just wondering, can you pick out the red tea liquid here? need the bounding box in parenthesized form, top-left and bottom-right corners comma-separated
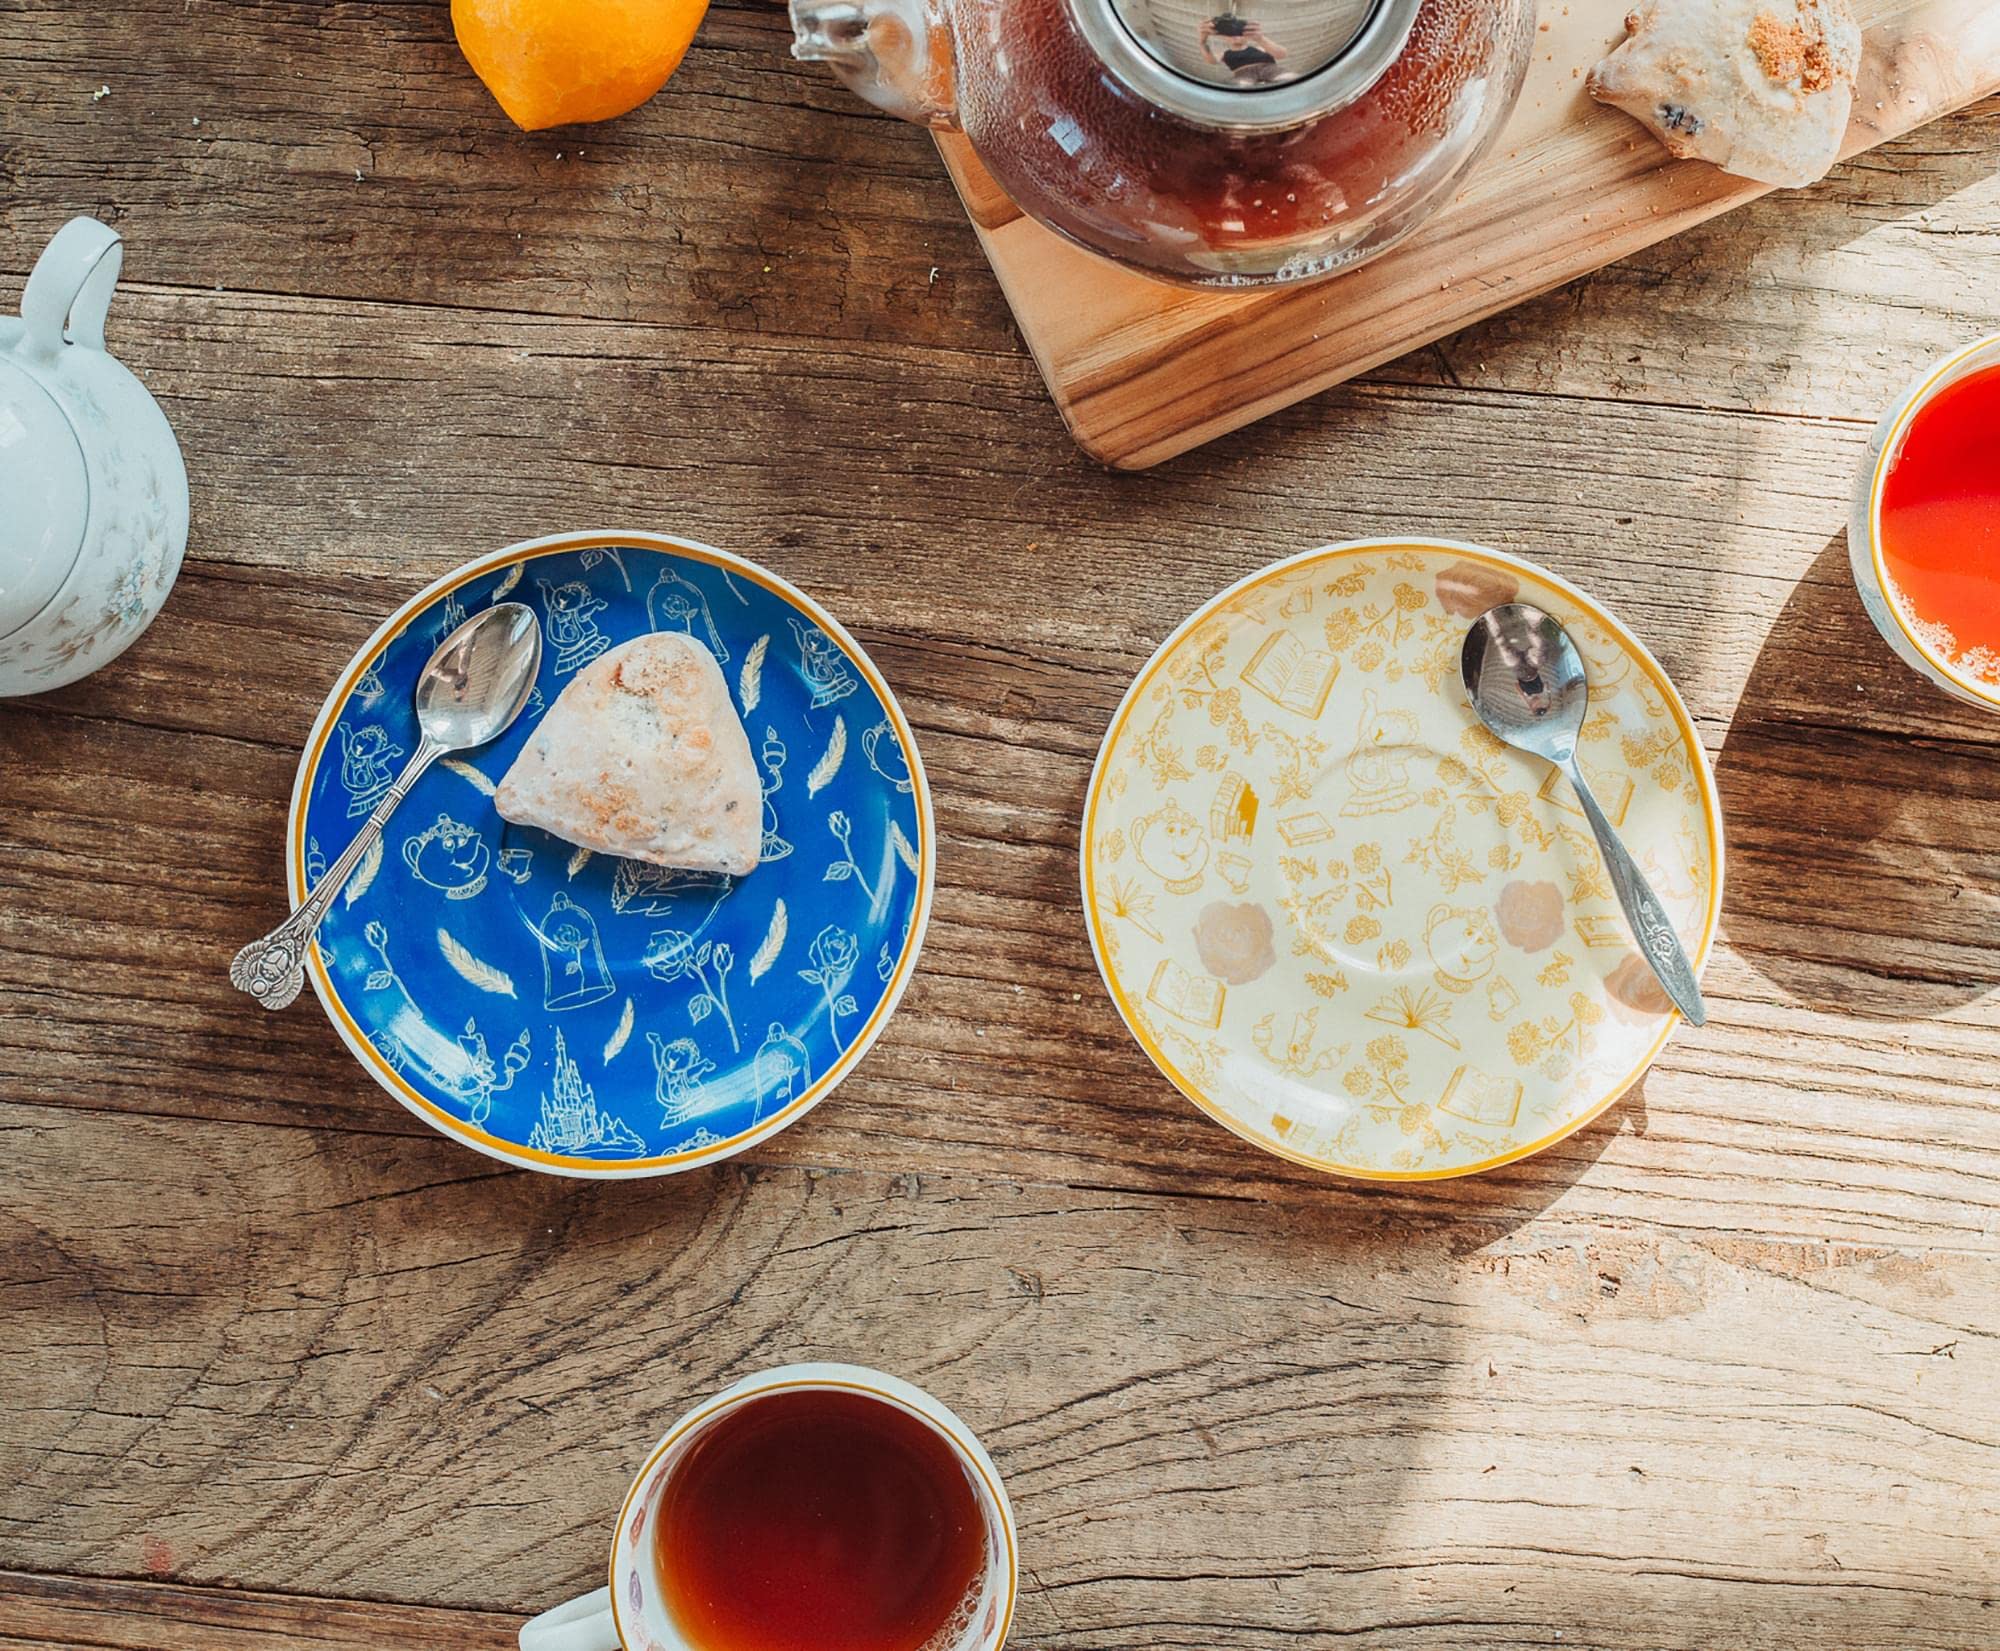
(656, 1390, 986, 1651)
(1880, 362, 2000, 679)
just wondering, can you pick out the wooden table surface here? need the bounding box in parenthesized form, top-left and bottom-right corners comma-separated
(3, 4, 1997, 1647)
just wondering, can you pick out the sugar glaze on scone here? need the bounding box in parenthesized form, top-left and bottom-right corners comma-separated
(497, 632, 762, 877)
(1588, 0, 1862, 189)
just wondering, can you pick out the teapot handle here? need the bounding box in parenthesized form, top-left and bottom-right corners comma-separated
(18, 216, 123, 362)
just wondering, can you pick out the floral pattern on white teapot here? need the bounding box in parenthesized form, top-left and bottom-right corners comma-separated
(0, 216, 188, 695)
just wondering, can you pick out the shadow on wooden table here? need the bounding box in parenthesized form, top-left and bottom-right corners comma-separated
(1714, 532, 2000, 1020)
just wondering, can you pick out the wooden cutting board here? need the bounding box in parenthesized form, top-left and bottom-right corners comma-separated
(935, 0, 2000, 469)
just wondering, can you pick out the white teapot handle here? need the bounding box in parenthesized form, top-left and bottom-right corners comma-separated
(18, 216, 123, 361)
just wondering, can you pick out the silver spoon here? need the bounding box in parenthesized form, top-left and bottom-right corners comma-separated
(231, 601, 543, 1011)
(1461, 602, 1707, 1027)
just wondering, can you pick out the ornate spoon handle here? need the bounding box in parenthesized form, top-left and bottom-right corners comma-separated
(1562, 757, 1707, 1028)
(230, 739, 442, 1010)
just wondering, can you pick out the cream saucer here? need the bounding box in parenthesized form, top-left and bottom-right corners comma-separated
(1081, 540, 1723, 1180)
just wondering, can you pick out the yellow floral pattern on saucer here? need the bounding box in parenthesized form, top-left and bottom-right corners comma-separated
(1082, 541, 1724, 1181)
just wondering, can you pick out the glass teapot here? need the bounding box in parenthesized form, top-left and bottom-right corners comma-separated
(792, 0, 1535, 287)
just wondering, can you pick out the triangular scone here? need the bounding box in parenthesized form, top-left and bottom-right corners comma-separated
(1588, 0, 1861, 190)
(497, 633, 761, 877)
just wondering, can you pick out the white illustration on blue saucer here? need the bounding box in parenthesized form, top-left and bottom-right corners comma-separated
(649, 1032, 716, 1131)
(799, 924, 860, 1039)
(862, 719, 913, 794)
(536, 889, 616, 1011)
(540, 578, 610, 675)
(339, 723, 404, 817)
(611, 861, 735, 923)
(758, 727, 793, 863)
(451, 1018, 531, 1127)
(643, 931, 740, 1053)
(579, 544, 632, 592)
(429, 589, 469, 647)
(403, 813, 492, 900)
(303, 541, 929, 1174)
(792, 617, 858, 709)
(753, 1024, 812, 1123)
(530, 1030, 646, 1158)
(648, 566, 729, 663)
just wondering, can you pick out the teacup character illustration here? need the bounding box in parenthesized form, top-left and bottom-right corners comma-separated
(539, 578, 610, 674)
(1427, 903, 1498, 994)
(1133, 799, 1210, 895)
(861, 720, 913, 794)
(403, 813, 492, 899)
(1340, 690, 1420, 816)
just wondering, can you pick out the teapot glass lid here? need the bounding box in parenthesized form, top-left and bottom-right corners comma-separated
(1109, 0, 1375, 87)
(1080, 0, 1421, 129)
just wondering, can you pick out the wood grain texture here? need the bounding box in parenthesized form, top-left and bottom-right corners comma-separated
(4, 1109, 1996, 1648)
(3, 0, 1999, 1643)
(934, 0, 2000, 466)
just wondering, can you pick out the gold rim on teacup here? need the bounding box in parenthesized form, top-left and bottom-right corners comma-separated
(517, 1363, 1017, 1651)
(1850, 332, 2000, 711)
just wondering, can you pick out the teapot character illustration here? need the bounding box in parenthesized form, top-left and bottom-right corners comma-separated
(791, 0, 1532, 288)
(1341, 689, 1419, 816)
(648, 1032, 716, 1130)
(402, 813, 493, 899)
(1428, 903, 1498, 995)
(1133, 799, 1210, 895)
(338, 723, 405, 817)
(538, 578, 610, 674)
(0, 218, 189, 695)
(861, 719, 913, 794)
(645, 566, 728, 663)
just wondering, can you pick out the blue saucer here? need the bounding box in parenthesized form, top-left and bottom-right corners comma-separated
(288, 532, 932, 1176)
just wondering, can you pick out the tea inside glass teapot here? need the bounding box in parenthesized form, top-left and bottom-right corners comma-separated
(792, 0, 1534, 287)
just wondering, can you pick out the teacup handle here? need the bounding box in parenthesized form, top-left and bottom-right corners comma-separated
(18, 216, 123, 362)
(519, 1586, 618, 1651)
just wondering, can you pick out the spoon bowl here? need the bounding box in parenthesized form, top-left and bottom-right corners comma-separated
(1460, 600, 1590, 761)
(416, 601, 542, 749)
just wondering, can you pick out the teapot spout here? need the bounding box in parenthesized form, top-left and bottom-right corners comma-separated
(791, 0, 957, 129)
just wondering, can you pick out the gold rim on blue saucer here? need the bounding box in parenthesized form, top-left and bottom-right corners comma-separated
(1081, 539, 1724, 1182)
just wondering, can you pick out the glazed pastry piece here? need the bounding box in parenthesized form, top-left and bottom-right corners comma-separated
(1588, 0, 1862, 189)
(497, 632, 761, 876)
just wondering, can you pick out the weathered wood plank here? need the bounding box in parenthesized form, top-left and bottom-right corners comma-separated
(1, 1, 1995, 440)
(3, 1107, 1994, 1648)
(0, 1573, 514, 1651)
(1, 288, 1996, 1238)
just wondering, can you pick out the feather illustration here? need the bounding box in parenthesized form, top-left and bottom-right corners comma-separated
(567, 846, 592, 879)
(344, 835, 383, 906)
(740, 633, 769, 714)
(490, 563, 523, 600)
(437, 929, 516, 997)
(807, 716, 846, 799)
(890, 820, 920, 876)
(442, 758, 497, 797)
(603, 998, 634, 1063)
(749, 900, 788, 984)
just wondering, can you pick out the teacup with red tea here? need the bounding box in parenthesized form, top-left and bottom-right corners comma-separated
(1853, 334, 2000, 707)
(519, 1364, 1016, 1651)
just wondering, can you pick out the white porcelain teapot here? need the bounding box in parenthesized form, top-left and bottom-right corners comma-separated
(0, 217, 188, 696)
